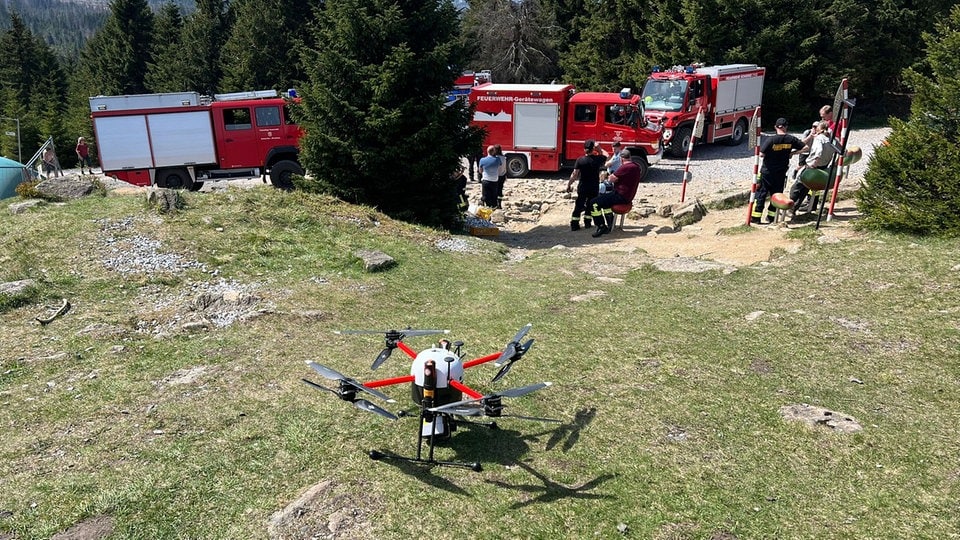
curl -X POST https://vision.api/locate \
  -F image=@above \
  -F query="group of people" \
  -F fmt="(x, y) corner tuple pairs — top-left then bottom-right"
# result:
(478, 144), (507, 209)
(40, 136), (95, 178)
(461, 104), (838, 234)
(566, 139), (643, 237)
(751, 105), (838, 224)
(459, 138), (642, 239)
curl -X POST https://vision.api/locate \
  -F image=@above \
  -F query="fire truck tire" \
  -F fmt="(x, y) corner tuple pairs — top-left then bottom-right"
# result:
(669, 126), (692, 158)
(630, 156), (650, 181)
(505, 154), (529, 178)
(157, 168), (193, 190)
(727, 118), (748, 146)
(270, 160), (303, 190)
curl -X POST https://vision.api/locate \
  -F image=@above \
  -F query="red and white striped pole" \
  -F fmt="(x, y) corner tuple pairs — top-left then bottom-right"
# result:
(680, 108), (704, 203)
(745, 107), (761, 226)
(827, 79), (850, 221)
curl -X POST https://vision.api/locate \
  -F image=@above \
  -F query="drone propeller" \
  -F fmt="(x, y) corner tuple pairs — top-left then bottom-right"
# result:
(335, 328), (450, 370)
(305, 361), (395, 404)
(495, 323), (533, 367)
(352, 398), (399, 420)
(491, 338), (535, 383)
(301, 378), (399, 420)
(335, 328), (450, 338)
(428, 381), (552, 416)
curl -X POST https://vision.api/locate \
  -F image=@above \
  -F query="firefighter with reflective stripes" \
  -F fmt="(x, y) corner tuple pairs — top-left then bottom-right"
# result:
(753, 118), (806, 224)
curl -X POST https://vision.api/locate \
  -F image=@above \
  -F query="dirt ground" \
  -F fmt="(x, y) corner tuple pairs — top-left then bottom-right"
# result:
(467, 175), (863, 269)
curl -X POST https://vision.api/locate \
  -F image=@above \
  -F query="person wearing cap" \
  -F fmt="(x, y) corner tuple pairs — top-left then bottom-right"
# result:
(753, 118), (806, 224)
(566, 139), (608, 231)
(604, 141), (624, 174)
(588, 148), (643, 237)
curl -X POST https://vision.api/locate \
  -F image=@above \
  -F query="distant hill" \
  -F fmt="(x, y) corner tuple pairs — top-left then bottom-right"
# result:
(0, 0), (195, 60)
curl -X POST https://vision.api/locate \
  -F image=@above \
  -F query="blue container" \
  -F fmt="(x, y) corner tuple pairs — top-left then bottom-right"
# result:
(0, 156), (30, 200)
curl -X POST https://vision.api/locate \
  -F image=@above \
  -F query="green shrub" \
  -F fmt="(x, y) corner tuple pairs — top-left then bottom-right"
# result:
(856, 5), (960, 236)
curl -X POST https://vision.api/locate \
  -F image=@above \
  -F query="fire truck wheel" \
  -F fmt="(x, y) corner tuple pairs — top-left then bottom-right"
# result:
(157, 168), (193, 190)
(630, 156), (649, 181)
(270, 160), (303, 190)
(727, 118), (748, 146)
(505, 154), (529, 178)
(669, 126), (692, 158)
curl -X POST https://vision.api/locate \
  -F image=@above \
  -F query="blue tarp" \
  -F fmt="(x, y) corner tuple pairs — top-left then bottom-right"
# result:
(0, 156), (29, 200)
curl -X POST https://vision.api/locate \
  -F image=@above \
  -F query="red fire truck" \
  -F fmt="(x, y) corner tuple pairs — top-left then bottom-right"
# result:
(641, 64), (765, 157)
(89, 90), (303, 190)
(469, 83), (663, 178)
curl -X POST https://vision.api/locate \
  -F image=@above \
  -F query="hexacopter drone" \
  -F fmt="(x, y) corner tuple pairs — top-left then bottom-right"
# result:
(302, 324), (553, 471)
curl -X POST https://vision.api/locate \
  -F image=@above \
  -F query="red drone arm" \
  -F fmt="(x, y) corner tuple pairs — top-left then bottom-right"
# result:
(397, 341), (418, 359)
(448, 379), (483, 399)
(462, 352), (501, 369)
(363, 375), (415, 388)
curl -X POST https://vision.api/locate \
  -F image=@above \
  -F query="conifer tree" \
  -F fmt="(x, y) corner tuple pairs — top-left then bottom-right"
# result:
(297, 0), (483, 229)
(145, 2), (191, 93)
(0, 14), (67, 163)
(77, 0), (154, 96)
(179, 0), (230, 95)
(856, 4), (960, 236)
(220, 0), (319, 92)
(461, 0), (560, 84)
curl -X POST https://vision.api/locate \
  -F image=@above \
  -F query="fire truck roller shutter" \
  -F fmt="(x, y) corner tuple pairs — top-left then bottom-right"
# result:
(505, 153), (529, 178)
(269, 159), (304, 191)
(725, 117), (749, 146)
(157, 167), (199, 191)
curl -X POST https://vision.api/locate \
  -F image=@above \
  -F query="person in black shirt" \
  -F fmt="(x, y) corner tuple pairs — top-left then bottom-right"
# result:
(566, 139), (608, 231)
(753, 118), (806, 224)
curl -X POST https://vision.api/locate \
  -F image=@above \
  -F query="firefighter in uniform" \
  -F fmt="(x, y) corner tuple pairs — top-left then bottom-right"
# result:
(566, 139), (607, 231)
(753, 118), (805, 224)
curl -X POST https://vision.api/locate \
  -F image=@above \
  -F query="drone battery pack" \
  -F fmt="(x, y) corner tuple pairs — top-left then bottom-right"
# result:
(421, 416), (448, 437)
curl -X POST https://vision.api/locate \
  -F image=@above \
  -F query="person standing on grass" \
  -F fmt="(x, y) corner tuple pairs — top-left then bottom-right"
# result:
(753, 118), (805, 224)
(588, 148), (641, 237)
(566, 139), (607, 231)
(478, 145), (502, 209)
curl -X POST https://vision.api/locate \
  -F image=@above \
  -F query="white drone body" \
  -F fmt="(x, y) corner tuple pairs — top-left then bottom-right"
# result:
(410, 347), (464, 388)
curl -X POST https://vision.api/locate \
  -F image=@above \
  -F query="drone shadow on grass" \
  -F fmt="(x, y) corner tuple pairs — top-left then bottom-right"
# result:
(369, 451), (470, 495)
(486, 461), (615, 509)
(543, 407), (596, 452)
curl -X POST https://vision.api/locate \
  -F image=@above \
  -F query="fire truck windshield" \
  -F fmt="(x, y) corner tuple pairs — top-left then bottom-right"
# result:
(641, 79), (688, 112)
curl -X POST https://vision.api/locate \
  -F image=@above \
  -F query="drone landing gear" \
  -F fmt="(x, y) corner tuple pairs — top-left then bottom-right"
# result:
(368, 449), (482, 472)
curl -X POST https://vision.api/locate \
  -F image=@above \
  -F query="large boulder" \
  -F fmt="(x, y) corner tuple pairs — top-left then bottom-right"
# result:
(35, 177), (96, 201)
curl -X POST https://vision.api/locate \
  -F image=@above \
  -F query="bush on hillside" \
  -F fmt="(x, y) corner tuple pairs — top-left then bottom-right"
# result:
(856, 5), (960, 236)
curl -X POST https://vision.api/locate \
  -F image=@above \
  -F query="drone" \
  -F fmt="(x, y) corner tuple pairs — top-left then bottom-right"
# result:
(302, 324), (553, 472)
